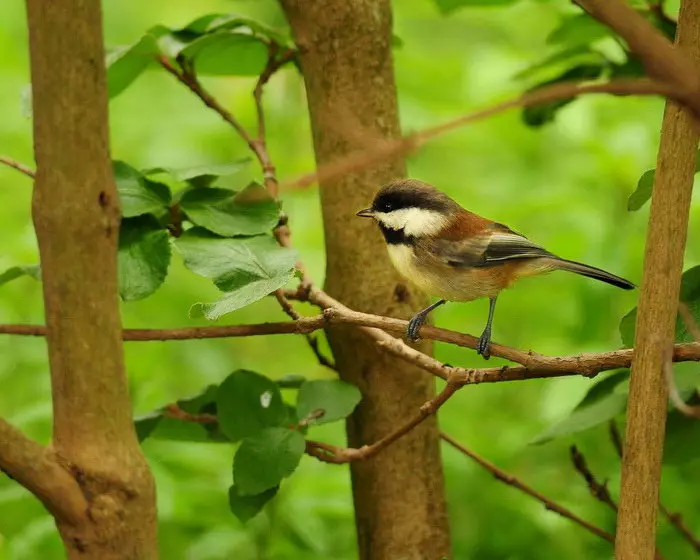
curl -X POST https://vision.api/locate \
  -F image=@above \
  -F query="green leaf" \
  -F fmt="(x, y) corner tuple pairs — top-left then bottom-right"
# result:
(0, 265), (41, 287)
(276, 374), (307, 389)
(531, 371), (628, 444)
(175, 229), (297, 319)
(620, 265), (700, 347)
(296, 380), (362, 425)
(628, 152), (700, 211)
(628, 169), (655, 211)
(106, 33), (161, 98)
(547, 14), (612, 47)
(159, 159), (251, 185)
(134, 385), (229, 443)
(216, 370), (287, 442)
(228, 485), (278, 523)
(522, 63), (605, 127)
(664, 399), (700, 464)
(234, 427), (305, 495)
(118, 216), (171, 301)
(114, 161), (171, 218)
(180, 183), (280, 237)
(180, 32), (269, 76)
(434, 0), (518, 15)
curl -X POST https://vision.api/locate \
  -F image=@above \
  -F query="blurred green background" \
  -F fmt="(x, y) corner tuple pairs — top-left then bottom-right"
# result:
(1, 0), (699, 558)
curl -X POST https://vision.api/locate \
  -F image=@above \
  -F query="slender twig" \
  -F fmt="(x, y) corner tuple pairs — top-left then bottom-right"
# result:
(666, 303), (700, 418)
(609, 421), (700, 554)
(0, 156), (35, 178)
(2, 308), (700, 385)
(164, 403), (216, 424)
(305, 380), (461, 463)
(283, 79), (677, 191)
(570, 446), (618, 511)
(439, 432), (615, 545)
(0, 417), (86, 525)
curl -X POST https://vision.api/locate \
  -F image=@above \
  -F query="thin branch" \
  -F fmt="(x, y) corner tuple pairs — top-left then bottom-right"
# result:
(159, 57), (255, 149)
(0, 156), (35, 178)
(570, 445), (618, 512)
(282, 79), (677, 191)
(163, 403), (216, 424)
(666, 303), (700, 418)
(575, 0), (700, 107)
(2, 306), (700, 385)
(305, 380), (462, 464)
(0, 417), (86, 525)
(439, 432), (615, 545)
(609, 421), (700, 554)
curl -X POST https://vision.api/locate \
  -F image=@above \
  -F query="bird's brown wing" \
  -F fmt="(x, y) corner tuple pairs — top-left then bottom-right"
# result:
(427, 223), (554, 268)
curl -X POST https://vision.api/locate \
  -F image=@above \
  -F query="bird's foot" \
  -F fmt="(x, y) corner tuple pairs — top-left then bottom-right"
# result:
(406, 313), (427, 342)
(477, 328), (492, 360)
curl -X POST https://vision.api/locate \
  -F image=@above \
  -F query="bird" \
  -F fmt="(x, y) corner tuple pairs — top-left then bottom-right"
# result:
(356, 179), (635, 359)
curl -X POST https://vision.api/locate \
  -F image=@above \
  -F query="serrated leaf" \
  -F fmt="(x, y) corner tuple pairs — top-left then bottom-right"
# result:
(434, 0), (518, 15)
(296, 380), (361, 425)
(620, 265), (700, 347)
(180, 183), (280, 237)
(216, 370), (287, 442)
(234, 427), (305, 495)
(114, 161), (171, 218)
(118, 215), (171, 301)
(106, 33), (161, 98)
(547, 13), (612, 47)
(531, 371), (628, 444)
(175, 228), (297, 319)
(0, 265), (41, 287)
(228, 485), (278, 523)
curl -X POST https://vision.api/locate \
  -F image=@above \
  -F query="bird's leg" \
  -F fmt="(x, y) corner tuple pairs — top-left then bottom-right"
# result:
(406, 299), (447, 342)
(477, 297), (498, 360)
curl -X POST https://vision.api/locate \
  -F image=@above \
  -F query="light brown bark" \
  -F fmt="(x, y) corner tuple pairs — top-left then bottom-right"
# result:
(279, 2), (451, 559)
(25, 0), (157, 557)
(614, 0), (700, 558)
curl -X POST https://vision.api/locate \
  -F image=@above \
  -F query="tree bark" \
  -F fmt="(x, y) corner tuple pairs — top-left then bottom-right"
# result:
(614, 0), (700, 558)
(280, 2), (451, 559)
(26, 0), (157, 557)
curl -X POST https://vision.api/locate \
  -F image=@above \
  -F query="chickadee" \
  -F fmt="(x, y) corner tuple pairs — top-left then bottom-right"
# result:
(356, 179), (634, 359)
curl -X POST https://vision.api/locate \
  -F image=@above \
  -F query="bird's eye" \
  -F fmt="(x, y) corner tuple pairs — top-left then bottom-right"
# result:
(382, 202), (393, 212)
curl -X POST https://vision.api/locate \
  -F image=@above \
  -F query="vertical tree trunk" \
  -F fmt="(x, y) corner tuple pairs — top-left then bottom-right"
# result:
(26, 0), (157, 557)
(280, 2), (451, 559)
(615, 1), (700, 558)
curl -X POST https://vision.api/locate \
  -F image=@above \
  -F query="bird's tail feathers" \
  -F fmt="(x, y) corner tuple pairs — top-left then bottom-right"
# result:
(547, 258), (635, 290)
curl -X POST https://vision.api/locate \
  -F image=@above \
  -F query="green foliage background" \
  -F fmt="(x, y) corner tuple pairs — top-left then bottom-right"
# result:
(1, 0), (699, 558)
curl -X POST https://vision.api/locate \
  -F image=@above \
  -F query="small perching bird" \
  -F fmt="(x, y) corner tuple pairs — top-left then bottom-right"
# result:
(356, 179), (634, 359)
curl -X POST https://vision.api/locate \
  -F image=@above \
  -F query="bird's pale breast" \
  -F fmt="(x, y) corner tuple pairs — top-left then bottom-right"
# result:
(386, 243), (510, 301)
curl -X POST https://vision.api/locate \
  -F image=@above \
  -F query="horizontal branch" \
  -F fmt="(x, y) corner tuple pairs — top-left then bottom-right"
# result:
(2, 301), (699, 386)
(0, 417), (86, 525)
(0, 156), (35, 178)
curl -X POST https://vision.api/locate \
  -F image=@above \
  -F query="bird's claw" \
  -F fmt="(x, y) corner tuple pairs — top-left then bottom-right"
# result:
(406, 314), (425, 342)
(477, 328), (491, 360)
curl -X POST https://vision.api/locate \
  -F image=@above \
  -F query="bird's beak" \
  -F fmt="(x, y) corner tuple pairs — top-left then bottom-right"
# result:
(356, 208), (374, 218)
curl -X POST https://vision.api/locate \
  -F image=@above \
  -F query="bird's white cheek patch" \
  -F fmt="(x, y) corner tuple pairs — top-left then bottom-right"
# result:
(375, 208), (447, 236)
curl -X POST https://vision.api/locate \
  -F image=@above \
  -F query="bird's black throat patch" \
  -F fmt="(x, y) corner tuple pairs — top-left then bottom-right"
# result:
(378, 224), (414, 245)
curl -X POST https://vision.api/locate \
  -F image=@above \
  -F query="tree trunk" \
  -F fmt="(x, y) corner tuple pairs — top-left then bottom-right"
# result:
(614, 0), (700, 558)
(26, 0), (157, 557)
(280, 2), (451, 559)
